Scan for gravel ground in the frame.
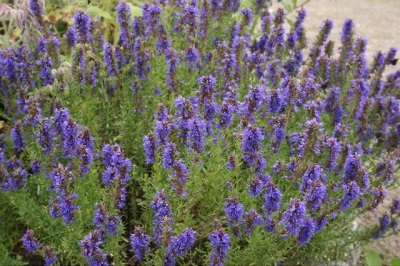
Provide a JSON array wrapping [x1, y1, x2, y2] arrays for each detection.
[[271, 0, 400, 264]]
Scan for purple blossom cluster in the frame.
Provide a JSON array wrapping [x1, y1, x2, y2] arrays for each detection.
[[22, 229, 41, 254], [93, 203, 121, 235], [101, 144, 132, 209], [151, 190, 173, 246], [130, 227, 151, 261], [79, 230, 109, 265], [209, 225, 230, 266], [164, 228, 197, 265]]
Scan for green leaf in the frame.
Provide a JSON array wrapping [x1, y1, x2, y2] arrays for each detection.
[[391, 258, 400, 266], [281, 0, 293, 12], [292, 0, 298, 8], [366, 250, 382, 266], [87, 5, 113, 20], [129, 4, 143, 17]]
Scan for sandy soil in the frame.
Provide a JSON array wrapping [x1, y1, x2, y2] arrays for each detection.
[[272, 0, 400, 264]]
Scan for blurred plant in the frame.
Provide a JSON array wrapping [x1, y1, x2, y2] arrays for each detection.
[[0, 0, 44, 49]]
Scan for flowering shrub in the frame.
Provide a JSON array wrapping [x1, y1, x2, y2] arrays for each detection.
[[0, 0, 400, 265]]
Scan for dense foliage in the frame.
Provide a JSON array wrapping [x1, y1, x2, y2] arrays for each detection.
[[0, 0, 399, 265]]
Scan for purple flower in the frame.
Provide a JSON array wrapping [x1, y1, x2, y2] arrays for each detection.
[[219, 102, 234, 129], [224, 196, 244, 225], [11, 120, 25, 152], [151, 191, 173, 245], [341, 18, 354, 45], [170, 159, 189, 197], [79, 230, 109, 265], [241, 125, 264, 154], [103, 42, 118, 77], [314, 216, 328, 233], [343, 155, 361, 184], [50, 193, 79, 225], [101, 144, 132, 188], [248, 177, 263, 196], [61, 118, 79, 158], [296, 220, 315, 246], [37, 118, 55, 155], [44, 246, 58, 266], [93, 203, 106, 229], [48, 165, 70, 194], [142, 3, 162, 35], [165, 228, 197, 265], [198, 1, 209, 38], [23, 96, 42, 128], [30, 0, 44, 17], [155, 120, 173, 146], [143, 134, 156, 164], [265, 216, 276, 233], [241, 85, 266, 118], [300, 164, 326, 193], [133, 37, 150, 80], [74, 11, 92, 43], [281, 199, 307, 236], [130, 227, 151, 261], [242, 209, 262, 235], [93, 203, 120, 235], [371, 186, 388, 210], [186, 117, 207, 153], [64, 27, 77, 47], [341, 181, 360, 210], [209, 228, 230, 266], [271, 116, 286, 153], [198, 75, 216, 102], [163, 142, 178, 171], [156, 25, 171, 56], [53, 107, 69, 133], [391, 198, 400, 214], [116, 2, 132, 49], [241, 9, 253, 27], [22, 229, 41, 254], [325, 137, 342, 172], [226, 153, 237, 170], [262, 183, 282, 214], [374, 215, 391, 239], [30, 159, 41, 175], [185, 46, 200, 70], [178, 3, 198, 36], [304, 182, 327, 211]]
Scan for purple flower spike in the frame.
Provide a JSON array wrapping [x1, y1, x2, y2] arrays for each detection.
[[165, 228, 197, 265], [341, 181, 360, 210], [391, 198, 400, 214], [151, 191, 173, 245], [263, 182, 282, 214], [130, 227, 151, 261], [74, 11, 92, 43], [11, 120, 25, 152], [374, 215, 391, 239], [44, 246, 58, 266], [224, 196, 244, 225], [281, 199, 307, 236], [30, 0, 44, 17], [241, 125, 264, 154], [242, 209, 262, 235], [79, 230, 109, 265], [116, 2, 132, 49], [143, 134, 156, 164], [209, 227, 230, 266], [296, 220, 315, 246], [22, 229, 41, 254]]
